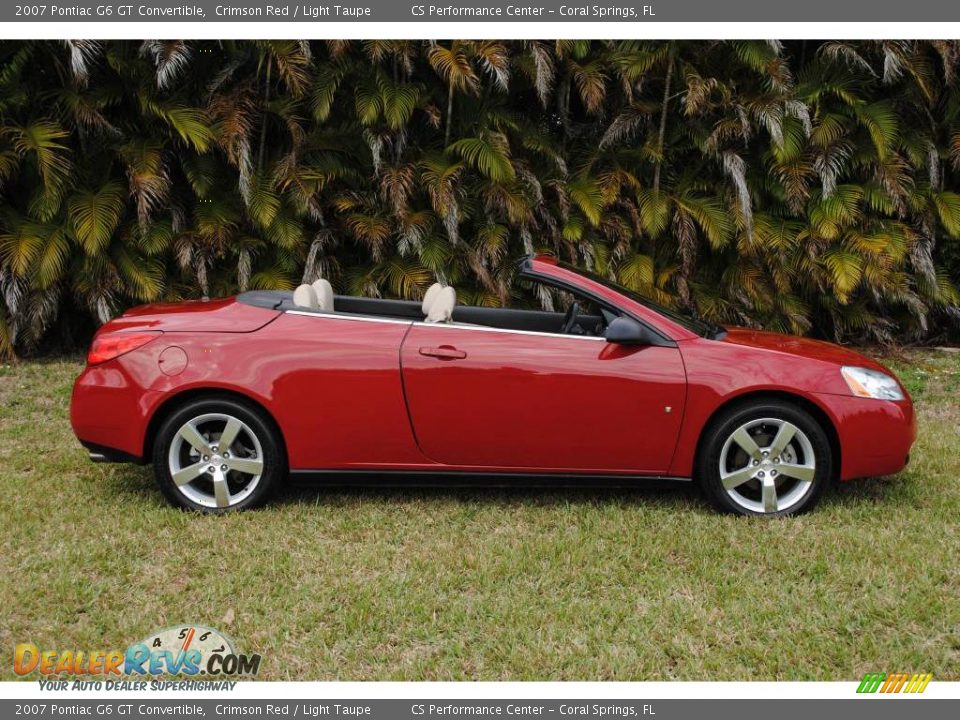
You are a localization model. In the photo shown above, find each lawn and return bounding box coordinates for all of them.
[1,350,958,681]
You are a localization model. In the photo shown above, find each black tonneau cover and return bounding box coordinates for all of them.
[235,290,592,335]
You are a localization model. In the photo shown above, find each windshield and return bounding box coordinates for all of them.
[556,261,722,338]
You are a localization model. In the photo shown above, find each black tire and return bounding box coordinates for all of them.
[696,399,832,517]
[152,396,285,512]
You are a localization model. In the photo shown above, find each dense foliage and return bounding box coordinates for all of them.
[1,39,959,357]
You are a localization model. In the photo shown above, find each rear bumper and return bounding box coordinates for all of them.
[813,392,917,480]
[79,440,144,464]
[71,360,162,463]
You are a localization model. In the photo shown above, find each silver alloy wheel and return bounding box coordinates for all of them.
[718,417,816,514]
[167,412,264,509]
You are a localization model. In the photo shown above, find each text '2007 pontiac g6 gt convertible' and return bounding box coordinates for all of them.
[70,255,916,516]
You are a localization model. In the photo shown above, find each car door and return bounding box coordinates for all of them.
[399,323,687,473]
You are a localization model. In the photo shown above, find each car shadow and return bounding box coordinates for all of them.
[274,474,702,510]
[101,459,915,514]
[829,470,918,507]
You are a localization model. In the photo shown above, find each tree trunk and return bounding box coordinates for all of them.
[557,74,571,148]
[238,247,251,292]
[444,82,454,146]
[652,43,676,197]
[196,257,209,299]
[257,57,273,173]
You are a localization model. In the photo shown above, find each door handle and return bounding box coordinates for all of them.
[419,345,467,360]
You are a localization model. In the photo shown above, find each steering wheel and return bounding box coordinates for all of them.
[561,301,580,334]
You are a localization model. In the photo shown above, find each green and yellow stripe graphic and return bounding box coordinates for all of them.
[857,672,932,694]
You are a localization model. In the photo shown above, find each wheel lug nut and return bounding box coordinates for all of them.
[762,451,769,457]
[757,471,765,478]
[212,446,219,452]
[770,470,778,477]
[207,466,215,473]
[223,452,229,458]
[220,464,228,471]
[773,457,780,463]
[753,460,760,466]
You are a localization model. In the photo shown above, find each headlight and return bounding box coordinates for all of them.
[841,366,904,400]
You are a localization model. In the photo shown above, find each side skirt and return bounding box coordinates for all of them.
[289,469,692,488]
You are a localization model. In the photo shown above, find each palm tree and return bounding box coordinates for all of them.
[1,39,959,360]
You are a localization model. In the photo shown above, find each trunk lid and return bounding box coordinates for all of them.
[101,297,280,335]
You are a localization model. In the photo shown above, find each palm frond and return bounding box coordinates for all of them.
[140,40,192,90]
[11,121,72,220]
[67,182,126,255]
[449,134,515,182]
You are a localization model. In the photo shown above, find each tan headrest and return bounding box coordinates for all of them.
[425,286,456,323]
[422,282,444,316]
[311,278,335,312]
[292,284,319,310]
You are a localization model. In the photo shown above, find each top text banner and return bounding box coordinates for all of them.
[4,0,960,23]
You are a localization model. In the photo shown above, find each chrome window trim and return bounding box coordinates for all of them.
[285,309,607,341]
[286,310,413,326]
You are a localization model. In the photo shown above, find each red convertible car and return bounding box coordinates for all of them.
[70,255,916,516]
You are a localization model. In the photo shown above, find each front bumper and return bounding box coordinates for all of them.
[813,392,917,480]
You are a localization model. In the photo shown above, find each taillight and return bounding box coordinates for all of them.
[87,331,162,365]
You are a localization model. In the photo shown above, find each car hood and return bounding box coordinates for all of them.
[720,327,888,371]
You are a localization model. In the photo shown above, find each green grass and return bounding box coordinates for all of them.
[1,350,959,681]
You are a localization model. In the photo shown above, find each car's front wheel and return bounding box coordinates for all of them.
[698,400,832,516]
[153,397,285,512]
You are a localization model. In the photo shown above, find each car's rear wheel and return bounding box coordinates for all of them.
[697,400,832,516]
[153,397,285,512]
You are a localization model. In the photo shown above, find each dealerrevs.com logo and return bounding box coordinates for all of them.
[857,673,933,694]
[14,625,261,678]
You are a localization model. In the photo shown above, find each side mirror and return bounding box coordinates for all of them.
[604,316,659,345]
